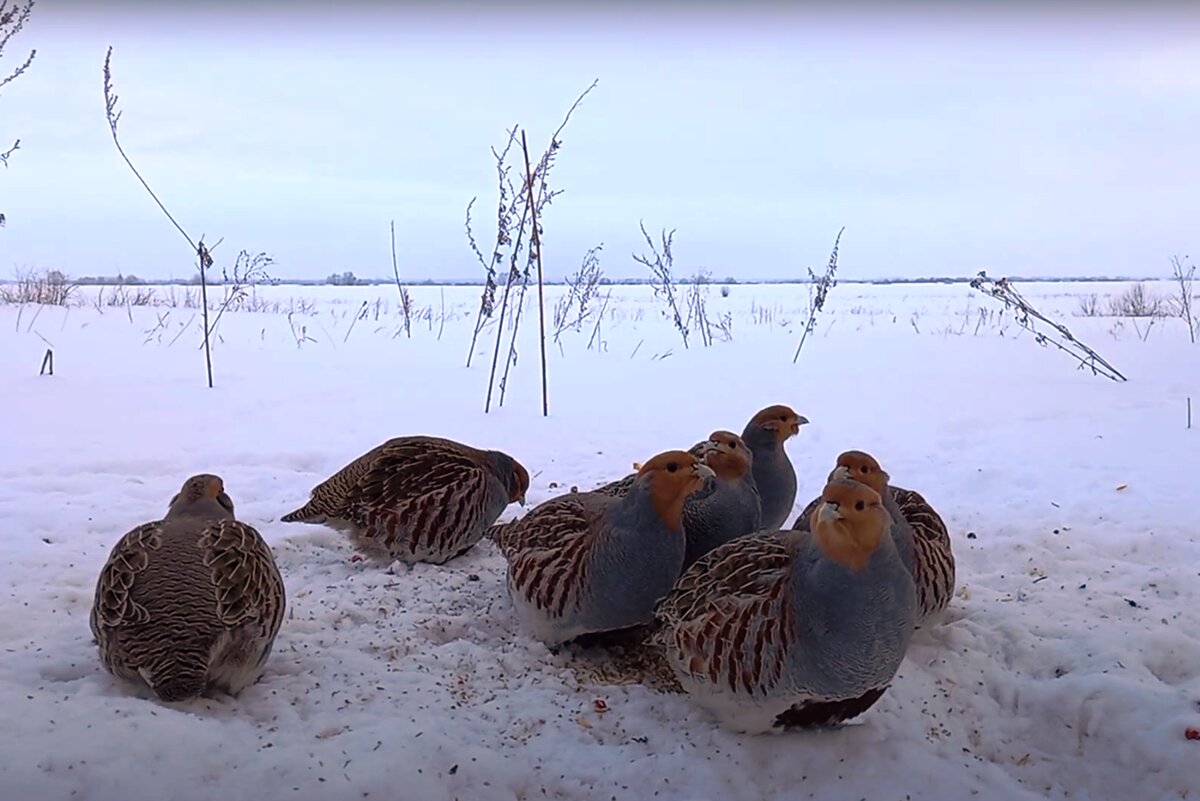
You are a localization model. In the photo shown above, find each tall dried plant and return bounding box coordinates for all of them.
[102,46,270,387]
[792,227,844,363]
[390,220,413,338]
[1170,254,1196,344]
[477,79,598,413]
[634,222,688,348]
[553,243,604,345]
[0,0,36,228]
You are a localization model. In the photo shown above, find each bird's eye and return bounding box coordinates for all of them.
[860,466,869,474]
[667,462,678,472]
[855,500,865,511]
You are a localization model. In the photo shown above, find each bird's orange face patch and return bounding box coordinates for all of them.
[702,431,751,480]
[831,450,888,495]
[809,479,889,570]
[640,450,712,531]
[203,476,225,499]
[750,405,808,442]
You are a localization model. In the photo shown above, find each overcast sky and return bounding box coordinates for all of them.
[1,1,1198,282]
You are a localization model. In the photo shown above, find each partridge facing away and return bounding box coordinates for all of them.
[740,404,809,530]
[492,450,716,648]
[90,474,286,703]
[281,435,529,565]
[655,478,917,734]
[793,450,955,627]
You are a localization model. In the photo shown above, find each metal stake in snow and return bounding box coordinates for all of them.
[1188,397,1192,430]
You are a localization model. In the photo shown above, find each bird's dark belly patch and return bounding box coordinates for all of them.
[772,685,888,728]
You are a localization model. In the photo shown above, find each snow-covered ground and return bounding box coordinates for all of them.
[1,279,1197,801]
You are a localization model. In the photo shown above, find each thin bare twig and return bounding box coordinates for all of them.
[103,47,195,252]
[587,289,613,351]
[437,286,446,341]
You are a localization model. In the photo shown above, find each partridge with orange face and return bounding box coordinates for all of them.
[680,430,762,568]
[90,474,286,703]
[586,432,761,568]
[281,435,529,565]
[655,478,916,734]
[493,450,716,647]
[793,450,955,627]
[740,404,809,530]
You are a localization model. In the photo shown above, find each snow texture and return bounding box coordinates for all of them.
[1,281,1197,801]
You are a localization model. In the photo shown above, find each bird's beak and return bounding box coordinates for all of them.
[695,463,716,480]
[817,501,842,524]
[518,493,527,507]
[790,415,809,436]
[830,465,851,482]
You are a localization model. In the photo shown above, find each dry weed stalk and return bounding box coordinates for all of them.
[389,220,414,338]
[1076,293,1101,317]
[1,0,36,227]
[0,0,34,90]
[587,288,614,351]
[1170,254,1196,344]
[494,82,598,409]
[1107,282,1164,318]
[286,312,317,348]
[792,227,844,364]
[970,271,1127,382]
[104,46,216,387]
[683,268,729,347]
[483,130,537,410]
[203,250,274,345]
[101,283,156,309]
[0,268,76,305]
[103,47,271,387]
[553,243,604,345]
[480,79,598,413]
[465,128,519,366]
[634,222,688,348]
